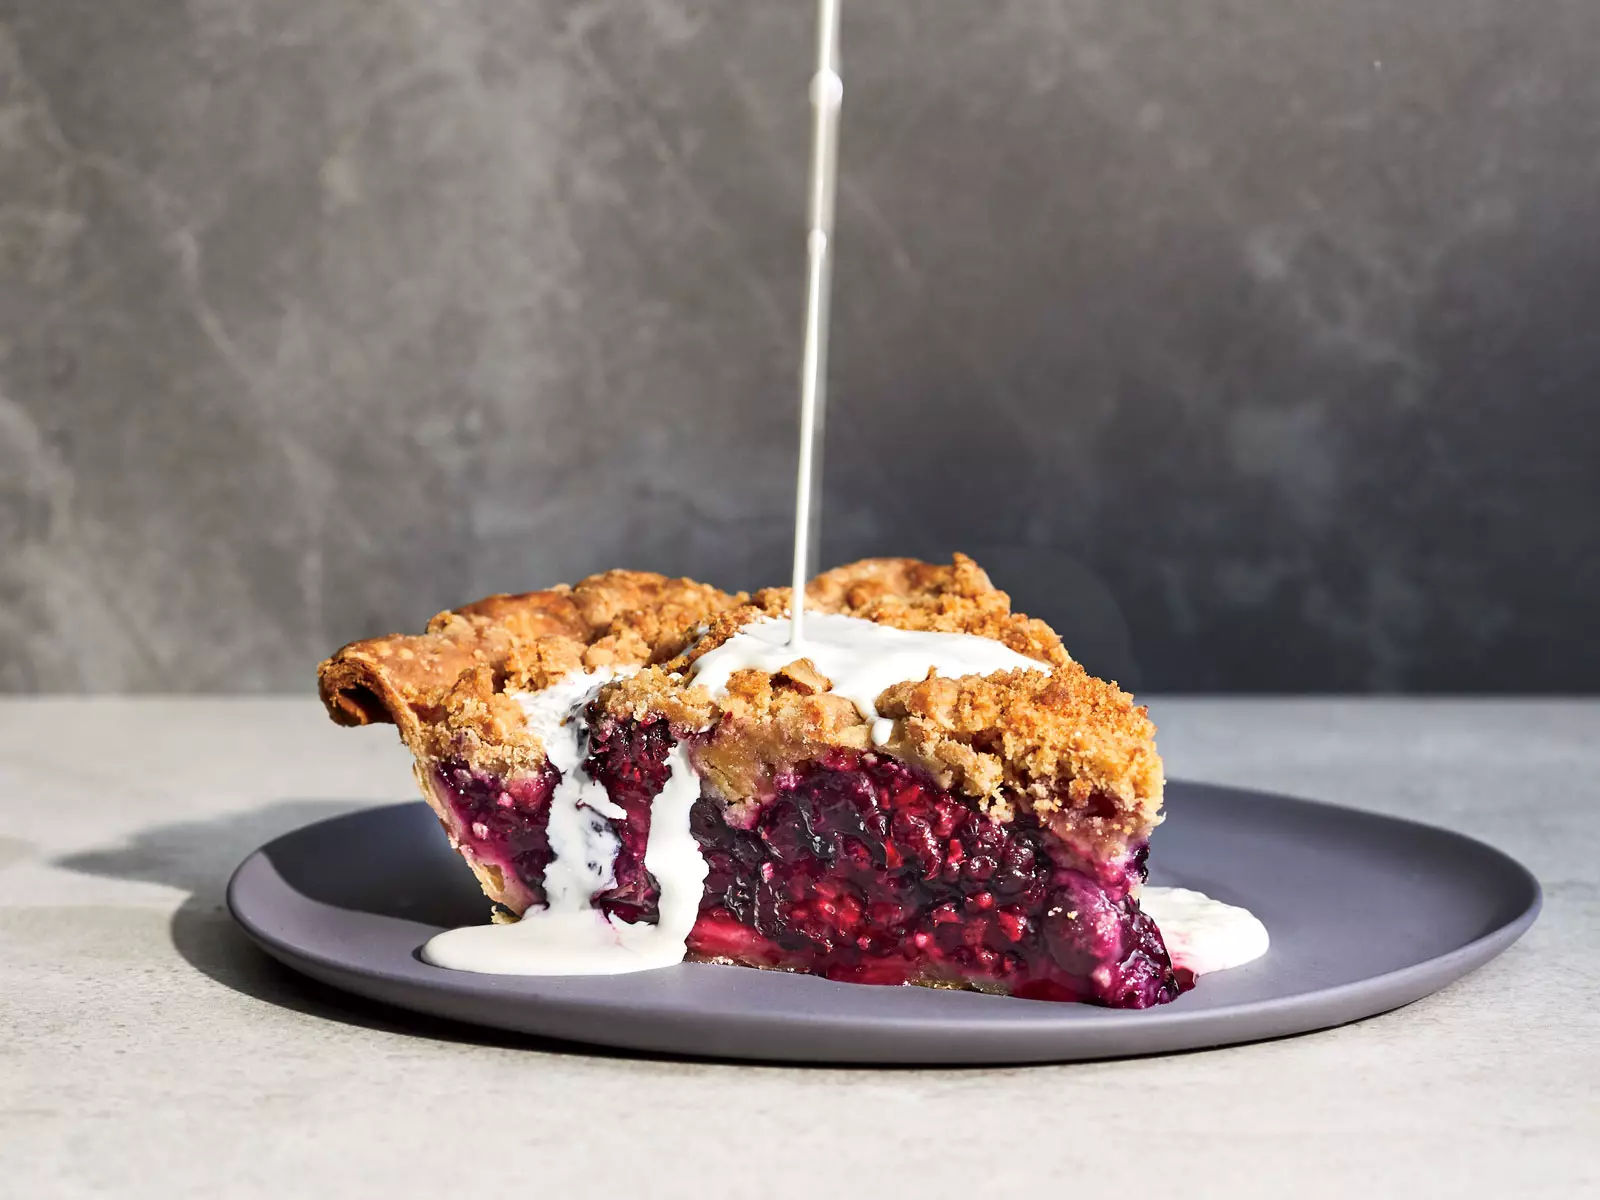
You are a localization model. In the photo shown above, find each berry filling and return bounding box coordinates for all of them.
[432,759,559,907]
[679,748,1182,1008]
[429,714,1185,1007]
[585,713,678,925]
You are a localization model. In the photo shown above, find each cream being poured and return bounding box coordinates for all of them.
[418,0,1268,985]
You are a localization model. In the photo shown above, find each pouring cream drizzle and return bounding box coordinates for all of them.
[421,670,709,974]
[692,612,1050,741]
[417,2,1269,983]
[521,668,629,907]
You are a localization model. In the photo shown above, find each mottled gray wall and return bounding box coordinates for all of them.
[2,0,1597,693]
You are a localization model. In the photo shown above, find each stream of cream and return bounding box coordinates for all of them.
[419,0,1267,985]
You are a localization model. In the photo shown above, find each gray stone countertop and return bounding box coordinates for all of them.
[2,698,1596,1197]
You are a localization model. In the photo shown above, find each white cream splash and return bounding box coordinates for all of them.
[518,668,629,908]
[691,612,1050,741]
[1141,886,1270,976]
[420,671,709,975]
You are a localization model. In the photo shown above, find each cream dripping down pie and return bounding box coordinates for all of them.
[319,555,1266,1006]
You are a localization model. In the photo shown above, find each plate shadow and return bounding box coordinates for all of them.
[52,799,667,1058]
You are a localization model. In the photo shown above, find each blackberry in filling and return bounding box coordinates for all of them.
[430,714,1184,1008]
[683,748,1182,1008]
[585,712,678,925]
[433,759,559,907]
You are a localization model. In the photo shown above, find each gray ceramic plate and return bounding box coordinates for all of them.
[228,782,1539,1063]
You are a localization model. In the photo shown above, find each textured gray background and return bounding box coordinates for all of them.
[1,0,1597,693]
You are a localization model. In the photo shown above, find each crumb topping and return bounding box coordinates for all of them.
[876,668,1163,840]
[318,554,1163,846]
[317,570,745,766]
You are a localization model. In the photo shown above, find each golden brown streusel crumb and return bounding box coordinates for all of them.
[876,666,1163,840]
[599,667,718,731]
[410,665,548,775]
[598,664,875,820]
[695,552,1070,671]
[317,570,745,759]
[501,635,587,696]
[317,555,1162,848]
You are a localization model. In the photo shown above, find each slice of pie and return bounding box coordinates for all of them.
[318,554,1185,1007]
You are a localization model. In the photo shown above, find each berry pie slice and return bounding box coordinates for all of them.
[318,555,1186,1007]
